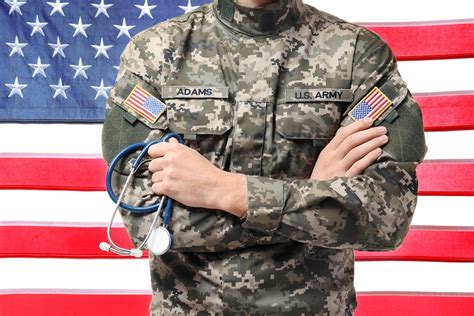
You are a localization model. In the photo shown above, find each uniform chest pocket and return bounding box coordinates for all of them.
[272,101,342,178]
[165,98,234,169]
[275,101,342,142]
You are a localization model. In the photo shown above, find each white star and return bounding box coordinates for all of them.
[27,15,48,37]
[48,36,69,58]
[91,0,113,18]
[91,37,113,59]
[91,79,112,100]
[50,78,70,99]
[113,65,120,71]
[5,0,26,15]
[113,18,135,39]
[6,36,27,57]
[47,0,69,16]
[178,0,199,14]
[5,77,27,98]
[70,58,91,79]
[135,0,156,19]
[69,17,91,38]
[28,56,50,78]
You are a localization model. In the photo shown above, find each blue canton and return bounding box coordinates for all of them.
[0,0,210,123]
[352,101,372,120]
[144,96,164,116]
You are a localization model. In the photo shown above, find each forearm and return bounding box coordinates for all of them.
[241,157,419,251]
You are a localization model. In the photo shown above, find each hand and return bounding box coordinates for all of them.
[310,117,388,181]
[147,138,225,209]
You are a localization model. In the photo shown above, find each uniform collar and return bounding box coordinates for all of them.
[213,0,305,37]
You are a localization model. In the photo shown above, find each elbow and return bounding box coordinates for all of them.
[363,202,415,251]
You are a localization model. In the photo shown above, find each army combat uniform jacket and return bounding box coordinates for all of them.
[101,0,428,314]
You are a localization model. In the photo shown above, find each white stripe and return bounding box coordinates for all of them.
[304,0,474,23]
[1,192,472,228]
[0,258,151,291]
[354,261,474,292]
[412,196,474,227]
[0,124,103,155]
[398,58,474,93]
[0,258,472,293]
[424,130,474,160]
[1,126,473,159]
[0,191,122,225]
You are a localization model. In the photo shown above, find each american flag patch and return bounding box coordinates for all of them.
[124,85,166,124]
[348,87,393,122]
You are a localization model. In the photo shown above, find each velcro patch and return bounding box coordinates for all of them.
[124,85,166,124]
[348,87,392,122]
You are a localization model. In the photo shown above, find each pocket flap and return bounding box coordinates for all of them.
[275,102,341,140]
[166,98,233,135]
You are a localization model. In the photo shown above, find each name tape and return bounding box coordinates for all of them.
[162,86,229,99]
[286,89,353,102]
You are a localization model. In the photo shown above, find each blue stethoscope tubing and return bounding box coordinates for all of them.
[100,133,184,257]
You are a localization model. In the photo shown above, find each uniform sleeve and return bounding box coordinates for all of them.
[102,35,283,252]
[102,37,171,249]
[240,28,428,251]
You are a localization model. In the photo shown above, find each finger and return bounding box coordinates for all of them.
[151,182,163,196]
[148,142,174,158]
[168,137,179,144]
[345,148,383,177]
[151,170,164,183]
[336,125,387,158]
[340,131,388,168]
[148,157,167,173]
[328,117,373,149]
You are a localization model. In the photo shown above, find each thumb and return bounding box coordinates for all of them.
[168,137,179,144]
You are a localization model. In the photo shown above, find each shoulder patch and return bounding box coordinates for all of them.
[124,85,166,124]
[348,87,392,122]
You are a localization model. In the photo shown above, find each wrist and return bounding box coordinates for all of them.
[216,171,248,218]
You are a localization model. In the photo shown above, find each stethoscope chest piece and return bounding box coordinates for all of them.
[147,226,172,256]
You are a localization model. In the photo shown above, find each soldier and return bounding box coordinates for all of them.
[101,0,428,314]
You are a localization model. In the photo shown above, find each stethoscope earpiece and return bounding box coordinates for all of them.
[100,133,184,258]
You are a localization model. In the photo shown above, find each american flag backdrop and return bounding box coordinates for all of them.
[0,0,473,315]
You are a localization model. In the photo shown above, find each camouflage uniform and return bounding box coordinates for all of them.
[101,0,428,314]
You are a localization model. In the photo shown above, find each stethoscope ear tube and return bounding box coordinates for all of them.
[105,133,184,214]
[101,133,184,257]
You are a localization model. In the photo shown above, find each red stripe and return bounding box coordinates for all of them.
[1,226,472,261]
[364,89,379,103]
[416,92,474,131]
[0,293,472,316]
[367,95,389,119]
[355,293,474,316]
[355,227,474,262]
[0,158,107,191]
[1,158,472,195]
[128,103,155,121]
[129,91,148,102]
[128,95,147,106]
[368,100,390,119]
[417,160,474,196]
[366,22,474,61]
[0,226,145,259]
[0,294,151,316]
[125,99,155,121]
[135,86,151,97]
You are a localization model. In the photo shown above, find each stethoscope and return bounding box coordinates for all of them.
[99,133,185,258]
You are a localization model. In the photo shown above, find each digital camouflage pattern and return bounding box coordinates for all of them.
[101,0,428,314]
